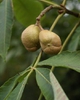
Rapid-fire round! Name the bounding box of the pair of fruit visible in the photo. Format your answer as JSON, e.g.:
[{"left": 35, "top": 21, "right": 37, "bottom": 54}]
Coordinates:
[{"left": 21, "top": 24, "right": 61, "bottom": 55}]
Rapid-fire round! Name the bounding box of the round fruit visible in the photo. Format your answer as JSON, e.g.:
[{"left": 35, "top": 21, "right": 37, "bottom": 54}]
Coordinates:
[
  {"left": 21, "top": 24, "right": 40, "bottom": 51},
  {"left": 39, "top": 30, "right": 62, "bottom": 54}
]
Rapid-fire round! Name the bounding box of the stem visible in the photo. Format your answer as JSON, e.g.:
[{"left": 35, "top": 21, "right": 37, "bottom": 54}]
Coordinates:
[
  {"left": 26, "top": 50, "right": 43, "bottom": 79},
  {"left": 50, "top": 13, "right": 64, "bottom": 31},
  {"left": 39, "top": 0, "right": 60, "bottom": 8},
  {"left": 59, "top": 21, "right": 80, "bottom": 54},
  {"left": 66, "top": 9, "right": 80, "bottom": 18},
  {"left": 38, "top": 93, "right": 43, "bottom": 100},
  {"left": 62, "top": 0, "right": 67, "bottom": 5},
  {"left": 51, "top": 21, "right": 80, "bottom": 71},
  {"left": 36, "top": 5, "right": 53, "bottom": 27},
  {"left": 40, "top": 0, "right": 80, "bottom": 18}
]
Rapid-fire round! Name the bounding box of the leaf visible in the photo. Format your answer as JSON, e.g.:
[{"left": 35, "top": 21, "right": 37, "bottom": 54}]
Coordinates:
[
  {"left": 50, "top": 71, "right": 69, "bottom": 100},
  {"left": 6, "top": 76, "right": 28, "bottom": 100},
  {"left": 0, "top": 75, "right": 19, "bottom": 100},
  {"left": 0, "top": 66, "right": 30, "bottom": 100},
  {"left": 0, "top": 0, "right": 3, "bottom": 3},
  {"left": 0, "top": 57, "right": 6, "bottom": 75},
  {"left": 0, "top": 0, "right": 13, "bottom": 60},
  {"left": 12, "top": 0, "right": 43, "bottom": 26},
  {"left": 35, "top": 68, "right": 54, "bottom": 100},
  {"left": 38, "top": 51, "right": 80, "bottom": 72},
  {"left": 68, "top": 26, "right": 80, "bottom": 51}
]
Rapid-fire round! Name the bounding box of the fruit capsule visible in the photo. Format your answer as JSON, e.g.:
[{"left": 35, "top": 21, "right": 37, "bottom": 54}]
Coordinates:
[
  {"left": 21, "top": 24, "right": 41, "bottom": 51},
  {"left": 39, "top": 30, "right": 62, "bottom": 54}
]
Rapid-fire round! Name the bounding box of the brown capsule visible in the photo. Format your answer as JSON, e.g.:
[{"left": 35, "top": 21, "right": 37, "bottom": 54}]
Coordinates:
[
  {"left": 21, "top": 24, "right": 41, "bottom": 51},
  {"left": 39, "top": 30, "right": 62, "bottom": 54}
]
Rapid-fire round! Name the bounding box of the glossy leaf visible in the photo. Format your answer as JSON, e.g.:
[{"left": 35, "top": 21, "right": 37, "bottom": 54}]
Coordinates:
[
  {"left": 50, "top": 71, "right": 69, "bottom": 100},
  {"left": 68, "top": 26, "right": 80, "bottom": 51},
  {"left": 35, "top": 68, "right": 54, "bottom": 100},
  {"left": 12, "top": 0, "right": 43, "bottom": 26},
  {"left": 0, "top": 0, "right": 13, "bottom": 60},
  {"left": 38, "top": 51, "right": 80, "bottom": 72}
]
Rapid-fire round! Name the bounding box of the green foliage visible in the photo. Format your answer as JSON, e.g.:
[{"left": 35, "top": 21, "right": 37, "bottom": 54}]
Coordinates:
[
  {"left": 0, "top": 0, "right": 80, "bottom": 100},
  {"left": 68, "top": 26, "right": 80, "bottom": 51},
  {"left": 6, "top": 76, "right": 28, "bottom": 100},
  {"left": 35, "top": 68, "right": 54, "bottom": 100},
  {"left": 50, "top": 71, "right": 69, "bottom": 100},
  {"left": 0, "top": 0, "right": 13, "bottom": 60},
  {"left": 0, "top": 67, "right": 29, "bottom": 100},
  {"left": 0, "top": 75, "right": 19, "bottom": 100},
  {"left": 38, "top": 51, "right": 80, "bottom": 72},
  {"left": 12, "top": 0, "right": 43, "bottom": 27}
]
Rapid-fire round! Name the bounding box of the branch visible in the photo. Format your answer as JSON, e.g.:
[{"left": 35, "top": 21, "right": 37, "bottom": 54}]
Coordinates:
[
  {"left": 36, "top": 5, "right": 53, "bottom": 22},
  {"left": 59, "top": 5, "right": 80, "bottom": 18},
  {"left": 39, "top": 0, "right": 60, "bottom": 8}
]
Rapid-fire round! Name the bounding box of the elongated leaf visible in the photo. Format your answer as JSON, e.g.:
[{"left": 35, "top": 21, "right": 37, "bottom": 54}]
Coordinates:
[
  {"left": 0, "top": 66, "right": 30, "bottom": 100},
  {"left": 50, "top": 71, "right": 69, "bottom": 100},
  {"left": 38, "top": 51, "right": 80, "bottom": 72},
  {"left": 35, "top": 68, "right": 54, "bottom": 100},
  {"left": 68, "top": 26, "right": 80, "bottom": 51},
  {"left": 0, "top": 75, "right": 19, "bottom": 100},
  {"left": 12, "top": 0, "right": 43, "bottom": 26},
  {"left": 0, "top": 0, "right": 13, "bottom": 60},
  {"left": 6, "top": 76, "right": 28, "bottom": 100}
]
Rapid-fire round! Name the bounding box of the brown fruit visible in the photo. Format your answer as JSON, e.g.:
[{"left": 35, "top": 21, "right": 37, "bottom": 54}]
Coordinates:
[
  {"left": 21, "top": 24, "right": 40, "bottom": 51},
  {"left": 39, "top": 30, "right": 62, "bottom": 54}
]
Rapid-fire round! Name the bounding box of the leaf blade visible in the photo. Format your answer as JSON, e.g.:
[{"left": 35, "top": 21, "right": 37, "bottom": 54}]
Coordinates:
[
  {"left": 6, "top": 76, "right": 28, "bottom": 100},
  {"left": 0, "top": 0, "right": 13, "bottom": 59},
  {"left": 35, "top": 68, "right": 54, "bottom": 100},
  {"left": 38, "top": 51, "right": 80, "bottom": 72},
  {"left": 12, "top": 0, "right": 43, "bottom": 26},
  {"left": 68, "top": 26, "right": 80, "bottom": 51},
  {"left": 0, "top": 75, "right": 19, "bottom": 100},
  {"left": 50, "top": 71, "right": 69, "bottom": 100}
]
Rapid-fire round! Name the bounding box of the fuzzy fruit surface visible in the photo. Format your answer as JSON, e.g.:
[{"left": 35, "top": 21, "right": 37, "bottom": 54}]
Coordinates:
[
  {"left": 39, "top": 30, "right": 62, "bottom": 54},
  {"left": 21, "top": 24, "right": 41, "bottom": 51}
]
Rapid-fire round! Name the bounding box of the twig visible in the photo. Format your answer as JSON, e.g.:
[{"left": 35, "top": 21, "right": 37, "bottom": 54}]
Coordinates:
[
  {"left": 50, "top": 13, "right": 64, "bottom": 31},
  {"left": 36, "top": 5, "right": 52, "bottom": 24},
  {"left": 62, "top": 0, "right": 67, "bottom": 5},
  {"left": 59, "top": 21, "right": 80, "bottom": 54},
  {"left": 39, "top": 0, "right": 60, "bottom": 8}
]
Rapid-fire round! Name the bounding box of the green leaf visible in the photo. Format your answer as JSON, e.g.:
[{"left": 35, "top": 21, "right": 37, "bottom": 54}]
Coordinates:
[
  {"left": 0, "top": 75, "right": 19, "bottom": 100},
  {"left": 12, "top": 0, "right": 43, "bottom": 26},
  {"left": 35, "top": 68, "right": 54, "bottom": 100},
  {"left": 0, "top": 0, "right": 3, "bottom": 3},
  {"left": 68, "top": 26, "right": 80, "bottom": 51},
  {"left": 6, "top": 76, "right": 28, "bottom": 100},
  {"left": 38, "top": 51, "right": 80, "bottom": 72},
  {"left": 0, "top": 66, "right": 30, "bottom": 100},
  {"left": 0, "top": 0, "right": 13, "bottom": 60},
  {"left": 50, "top": 71, "right": 69, "bottom": 100}
]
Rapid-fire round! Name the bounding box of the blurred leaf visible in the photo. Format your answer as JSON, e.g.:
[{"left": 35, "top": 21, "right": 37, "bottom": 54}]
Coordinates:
[
  {"left": 50, "top": 71, "right": 69, "bottom": 100},
  {"left": 12, "top": 0, "right": 43, "bottom": 26},
  {"left": 0, "top": 57, "right": 6, "bottom": 75},
  {"left": 38, "top": 51, "right": 80, "bottom": 72},
  {"left": 0, "top": 0, "right": 3, "bottom": 3},
  {"left": 0, "top": 75, "right": 19, "bottom": 100},
  {"left": 68, "top": 26, "right": 80, "bottom": 51},
  {"left": 6, "top": 75, "right": 28, "bottom": 100},
  {"left": 35, "top": 68, "right": 54, "bottom": 100},
  {"left": 0, "top": 0, "right": 13, "bottom": 60}
]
